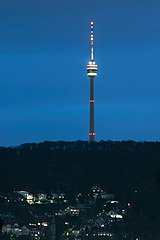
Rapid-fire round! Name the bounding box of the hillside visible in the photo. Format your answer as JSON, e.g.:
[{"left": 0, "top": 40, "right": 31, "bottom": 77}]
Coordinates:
[{"left": 1, "top": 140, "right": 160, "bottom": 209}]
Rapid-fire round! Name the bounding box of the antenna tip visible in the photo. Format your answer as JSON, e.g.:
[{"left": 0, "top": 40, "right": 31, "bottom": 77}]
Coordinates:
[{"left": 90, "top": 21, "right": 94, "bottom": 25}]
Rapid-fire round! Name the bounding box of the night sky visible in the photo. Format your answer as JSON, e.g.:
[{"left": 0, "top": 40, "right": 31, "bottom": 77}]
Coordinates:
[{"left": 0, "top": 0, "right": 160, "bottom": 146}]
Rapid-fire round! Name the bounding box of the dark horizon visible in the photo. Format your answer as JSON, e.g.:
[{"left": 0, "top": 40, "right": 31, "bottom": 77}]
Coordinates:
[{"left": 1, "top": 138, "right": 160, "bottom": 148}]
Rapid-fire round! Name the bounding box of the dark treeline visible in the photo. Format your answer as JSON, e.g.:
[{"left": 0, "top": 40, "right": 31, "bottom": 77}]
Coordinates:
[
  {"left": 1, "top": 140, "right": 160, "bottom": 196},
  {"left": 1, "top": 140, "right": 160, "bottom": 238}
]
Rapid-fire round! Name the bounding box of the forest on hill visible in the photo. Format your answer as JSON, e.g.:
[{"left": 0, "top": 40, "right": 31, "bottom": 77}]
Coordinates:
[{"left": 1, "top": 141, "right": 160, "bottom": 218}]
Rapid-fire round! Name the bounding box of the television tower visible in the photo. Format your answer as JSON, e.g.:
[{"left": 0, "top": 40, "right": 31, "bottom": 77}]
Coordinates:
[{"left": 87, "top": 21, "right": 98, "bottom": 142}]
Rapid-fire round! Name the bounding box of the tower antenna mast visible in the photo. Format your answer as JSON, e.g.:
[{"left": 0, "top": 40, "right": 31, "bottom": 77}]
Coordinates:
[{"left": 90, "top": 21, "right": 94, "bottom": 61}]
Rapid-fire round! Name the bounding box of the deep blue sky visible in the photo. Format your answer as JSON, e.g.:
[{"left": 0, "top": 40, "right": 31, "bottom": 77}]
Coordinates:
[{"left": 0, "top": 0, "right": 160, "bottom": 146}]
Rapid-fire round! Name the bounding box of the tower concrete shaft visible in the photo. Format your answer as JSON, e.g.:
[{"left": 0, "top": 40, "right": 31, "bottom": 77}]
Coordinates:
[
  {"left": 86, "top": 21, "right": 98, "bottom": 142},
  {"left": 90, "top": 77, "right": 95, "bottom": 141}
]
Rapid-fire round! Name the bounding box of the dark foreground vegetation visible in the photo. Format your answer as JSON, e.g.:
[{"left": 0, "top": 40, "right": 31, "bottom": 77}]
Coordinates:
[{"left": 0, "top": 140, "right": 160, "bottom": 239}]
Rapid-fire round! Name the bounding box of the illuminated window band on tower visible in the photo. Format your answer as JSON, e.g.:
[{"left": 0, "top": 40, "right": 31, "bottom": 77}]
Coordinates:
[{"left": 86, "top": 21, "right": 98, "bottom": 142}]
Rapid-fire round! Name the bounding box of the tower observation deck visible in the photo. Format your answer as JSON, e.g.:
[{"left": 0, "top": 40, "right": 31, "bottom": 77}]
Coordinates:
[{"left": 86, "top": 21, "right": 98, "bottom": 142}]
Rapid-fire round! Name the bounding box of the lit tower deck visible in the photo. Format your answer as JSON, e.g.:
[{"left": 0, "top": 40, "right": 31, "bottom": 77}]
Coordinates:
[{"left": 87, "top": 21, "right": 98, "bottom": 142}]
